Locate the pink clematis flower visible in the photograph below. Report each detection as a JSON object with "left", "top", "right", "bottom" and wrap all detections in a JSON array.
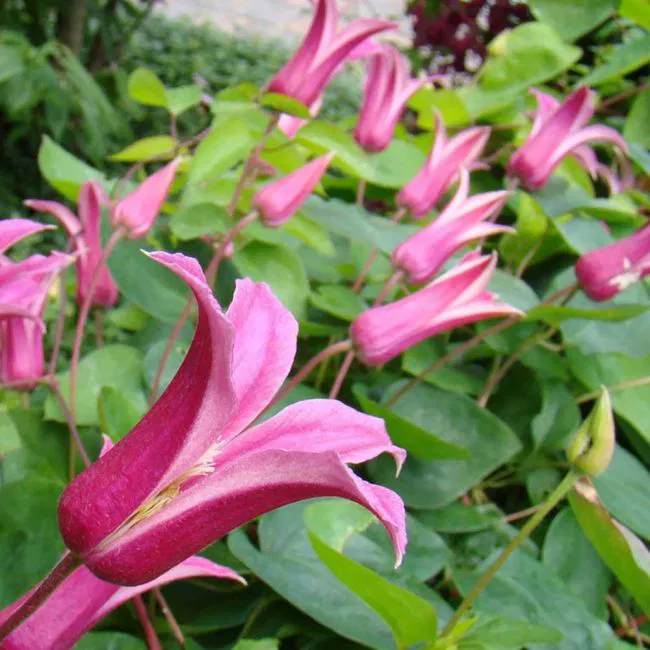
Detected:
[
  {"left": 507, "top": 87, "right": 629, "bottom": 191},
  {"left": 111, "top": 159, "right": 180, "bottom": 239},
  {"left": 575, "top": 222, "right": 650, "bottom": 301},
  {"left": 350, "top": 252, "right": 523, "bottom": 365},
  {"left": 25, "top": 181, "right": 119, "bottom": 308},
  {"left": 396, "top": 113, "right": 491, "bottom": 219},
  {"left": 253, "top": 153, "right": 335, "bottom": 227},
  {"left": 354, "top": 46, "right": 429, "bottom": 152},
  {"left": 267, "top": 0, "right": 395, "bottom": 108},
  {"left": 392, "top": 168, "right": 512, "bottom": 284},
  {"left": 58, "top": 252, "right": 406, "bottom": 585},
  {"left": 0, "top": 220, "right": 72, "bottom": 389},
  {"left": 0, "top": 556, "right": 242, "bottom": 650}
]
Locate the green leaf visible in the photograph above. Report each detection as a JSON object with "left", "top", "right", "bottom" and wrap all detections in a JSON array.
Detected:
[
  {"left": 527, "top": 303, "right": 650, "bottom": 325},
  {"left": 368, "top": 384, "right": 521, "bottom": 509},
  {"left": 624, "top": 88, "right": 650, "bottom": 148},
  {"left": 0, "top": 411, "right": 20, "bottom": 456},
  {"left": 74, "top": 632, "right": 148, "bottom": 650},
  {"left": 499, "top": 192, "right": 548, "bottom": 268},
  {"left": 187, "top": 116, "right": 255, "bottom": 187},
  {"left": 283, "top": 212, "right": 335, "bottom": 256},
  {"left": 45, "top": 345, "right": 146, "bottom": 427},
  {"left": 582, "top": 34, "right": 650, "bottom": 86},
  {"left": 368, "top": 140, "right": 427, "bottom": 189},
  {"left": 97, "top": 386, "right": 146, "bottom": 442},
  {"left": 532, "top": 380, "right": 581, "bottom": 451},
  {"left": 143, "top": 336, "right": 190, "bottom": 396},
  {"left": 165, "top": 84, "right": 202, "bottom": 115},
  {"left": 459, "top": 617, "right": 564, "bottom": 649},
  {"left": 408, "top": 87, "right": 471, "bottom": 129},
  {"left": 108, "top": 240, "right": 190, "bottom": 324},
  {"left": 38, "top": 136, "right": 105, "bottom": 201},
  {"left": 170, "top": 202, "right": 230, "bottom": 240},
  {"left": 109, "top": 136, "right": 178, "bottom": 162},
  {"left": 528, "top": 0, "right": 615, "bottom": 41},
  {"left": 415, "top": 503, "right": 503, "bottom": 534},
  {"left": 309, "top": 533, "right": 438, "bottom": 648},
  {"left": 261, "top": 92, "right": 311, "bottom": 118},
  {"left": 233, "top": 241, "right": 309, "bottom": 317},
  {"left": 353, "top": 385, "right": 470, "bottom": 461},
  {"left": 489, "top": 269, "right": 539, "bottom": 311},
  {"left": 619, "top": 0, "right": 650, "bottom": 28},
  {"left": 127, "top": 67, "right": 167, "bottom": 107},
  {"left": 570, "top": 488, "right": 650, "bottom": 615},
  {"left": 310, "top": 285, "right": 368, "bottom": 321},
  {"left": 542, "top": 508, "right": 611, "bottom": 618},
  {"left": 233, "top": 641, "right": 279, "bottom": 650}
]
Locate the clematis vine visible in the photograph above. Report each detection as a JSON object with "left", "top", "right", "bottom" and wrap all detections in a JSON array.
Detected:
[
  {"left": 25, "top": 181, "right": 119, "bottom": 308},
  {"left": 506, "top": 86, "right": 629, "bottom": 191},
  {"left": 57, "top": 252, "right": 406, "bottom": 585},
  {"left": 354, "top": 46, "right": 429, "bottom": 153},
  {"left": 350, "top": 252, "right": 523, "bottom": 366},
  {"left": 0, "top": 219, "right": 71, "bottom": 388},
  {"left": 0, "top": 555, "right": 242, "bottom": 650},
  {"left": 396, "top": 112, "right": 491, "bottom": 219},
  {"left": 392, "top": 168, "right": 512, "bottom": 284},
  {"left": 575, "top": 222, "right": 650, "bottom": 301},
  {"left": 267, "top": 0, "right": 395, "bottom": 108},
  {"left": 253, "top": 153, "right": 335, "bottom": 226}
]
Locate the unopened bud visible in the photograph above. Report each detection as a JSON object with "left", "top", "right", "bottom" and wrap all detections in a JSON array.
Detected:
[{"left": 567, "top": 388, "right": 615, "bottom": 476}]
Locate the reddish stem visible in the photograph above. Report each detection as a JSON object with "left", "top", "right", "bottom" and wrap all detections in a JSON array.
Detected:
[
  {"left": 133, "top": 596, "right": 163, "bottom": 650},
  {"left": 329, "top": 349, "right": 355, "bottom": 399}
]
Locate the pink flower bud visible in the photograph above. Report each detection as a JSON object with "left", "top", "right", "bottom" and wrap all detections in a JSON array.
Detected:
[
  {"left": 397, "top": 112, "right": 490, "bottom": 219},
  {"left": 350, "top": 253, "right": 523, "bottom": 366},
  {"left": 575, "top": 223, "right": 650, "bottom": 301},
  {"left": 253, "top": 153, "right": 335, "bottom": 227}
]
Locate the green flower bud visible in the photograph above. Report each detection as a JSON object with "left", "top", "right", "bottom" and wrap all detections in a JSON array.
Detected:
[{"left": 567, "top": 388, "right": 615, "bottom": 476}]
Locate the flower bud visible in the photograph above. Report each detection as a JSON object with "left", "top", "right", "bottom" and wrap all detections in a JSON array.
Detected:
[{"left": 567, "top": 388, "right": 615, "bottom": 476}]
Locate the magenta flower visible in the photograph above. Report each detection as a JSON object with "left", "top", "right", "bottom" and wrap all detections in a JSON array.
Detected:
[
  {"left": 393, "top": 169, "right": 512, "bottom": 284},
  {"left": 25, "top": 181, "right": 119, "bottom": 308},
  {"left": 507, "top": 87, "right": 629, "bottom": 191},
  {"left": 354, "top": 46, "right": 429, "bottom": 152},
  {"left": 111, "top": 159, "right": 180, "bottom": 239},
  {"left": 0, "top": 220, "right": 71, "bottom": 388},
  {"left": 0, "top": 556, "right": 242, "bottom": 650},
  {"left": 396, "top": 113, "right": 490, "bottom": 219},
  {"left": 253, "top": 153, "right": 335, "bottom": 227},
  {"left": 266, "top": 0, "right": 395, "bottom": 107},
  {"left": 350, "top": 252, "right": 523, "bottom": 366},
  {"left": 58, "top": 252, "right": 406, "bottom": 585},
  {"left": 575, "top": 223, "right": 650, "bottom": 301}
]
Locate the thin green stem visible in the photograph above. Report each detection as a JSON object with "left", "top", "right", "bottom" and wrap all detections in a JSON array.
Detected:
[
  {"left": 441, "top": 470, "right": 580, "bottom": 637},
  {"left": 577, "top": 375, "right": 650, "bottom": 404}
]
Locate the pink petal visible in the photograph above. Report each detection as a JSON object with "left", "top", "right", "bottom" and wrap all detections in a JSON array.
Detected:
[
  {"left": 58, "top": 252, "right": 236, "bottom": 557},
  {"left": 84, "top": 448, "right": 407, "bottom": 583},
  {"left": 221, "top": 279, "right": 298, "bottom": 439},
  {"left": 221, "top": 398, "right": 405, "bottom": 470},
  {"left": 0, "top": 219, "right": 55, "bottom": 255},
  {"left": 0, "top": 556, "right": 242, "bottom": 650}
]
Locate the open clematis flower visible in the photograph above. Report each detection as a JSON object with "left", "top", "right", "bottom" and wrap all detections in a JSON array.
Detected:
[
  {"left": 0, "top": 555, "right": 242, "bottom": 650},
  {"left": 506, "top": 86, "right": 629, "bottom": 191},
  {"left": 393, "top": 168, "right": 512, "bottom": 284},
  {"left": 58, "top": 252, "right": 406, "bottom": 585},
  {"left": 0, "top": 220, "right": 72, "bottom": 388},
  {"left": 25, "top": 181, "right": 119, "bottom": 308},
  {"left": 253, "top": 153, "right": 335, "bottom": 227},
  {"left": 354, "top": 46, "right": 429, "bottom": 153},
  {"left": 267, "top": 0, "right": 395, "bottom": 107},
  {"left": 396, "top": 112, "right": 491, "bottom": 219},
  {"left": 111, "top": 159, "right": 180, "bottom": 239},
  {"left": 350, "top": 252, "right": 523, "bottom": 365},
  {"left": 575, "top": 222, "right": 650, "bottom": 301}
]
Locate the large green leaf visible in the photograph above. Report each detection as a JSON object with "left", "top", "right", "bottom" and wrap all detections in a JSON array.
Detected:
[
  {"left": 570, "top": 488, "right": 650, "bottom": 615},
  {"left": 528, "top": 0, "right": 615, "bottom": 41},
  {"left": 624, "top": 89, "right": 650, "bottom": 148},
  {"left": 368, "top": 384, "right": 521, "bottom": 509},
  {"left": 459, "top": 617, "right": 564, "bottom": 649},
  {"left": 74, "top": 633, "right": 148, "bottom": 650},
  {"left": 531, "top": 380, "right": 580, "bottom": 451},
  {"left": 45, "top": 345, "right": 146, "bottom": 427},
  {"left": 127, "top": 67, "right": 167, "bottom": 107},
  {"left": 109, "top": 136, "right": 177, "bottom": 162},
  {"left": 170, "top": 202, "right": 230, "bottom": 240},
  {"left": 408, "top": 88, "right": 471, "bottom": 129},
  {"left": 582, "top": 34, "right": 650, "bottom": 86},
  {"left": 97, "top": 386, "right": 146, "bottom": 442},
  {"left": 165, "top": 84, "right": 202, "bottom": 116},
  {"left": 310, "top": 285, "right": 368, "bottom": 322}
]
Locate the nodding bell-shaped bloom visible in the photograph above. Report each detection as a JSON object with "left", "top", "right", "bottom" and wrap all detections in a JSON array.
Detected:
[
  {"left": 392, "top": 168, "right": 512, "bottom": 284},
  {"left": 0, "top": 556, "right": 242, "bottom": 650},
  {"left": 396, "top": 113, "right": 491, "bottom": 219},
  {"left": 354, "top": 46, "right": 429, "bottom": 153},
  {"left": 111, "top": 159, "right": 180, "bottom": 239},
  {"left": 253, "top": 153, "right": 335, "bottom": 227},
  {"left": 0, "top": 220, "right": 72, "bottom": 389},
  {"left": 266, "top": 0, "right": 395, "bottom": 107},
  {"left": 350, "top": 252, "right": 523, "bottom": 366},
  {"left": 25, "top": 181, "right": 119, "bottom": 308},
  {"left": 507, "top": 87, "right": 629, "bottom": 191},
  {"left": 575, "top": 222, "right": 650, "bottom": 301},
  {"left": 58, "top": 251, "right": 406, "bottom": 585}
]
